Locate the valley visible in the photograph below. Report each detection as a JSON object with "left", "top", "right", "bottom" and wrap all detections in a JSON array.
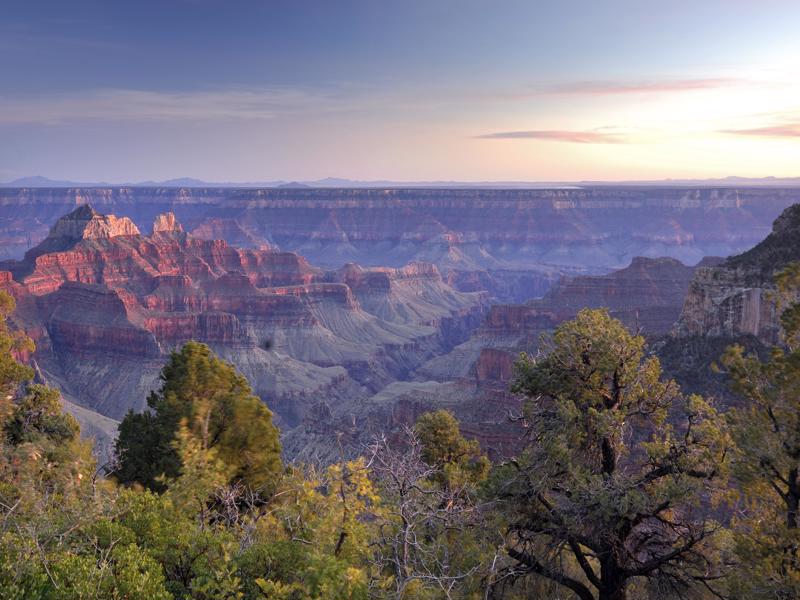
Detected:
[
  {"left": 2, "top": 186, "right": 798, "bottom": 301},
  {"left": 1, "top": 186, "right": 798, "bottom": 460}
]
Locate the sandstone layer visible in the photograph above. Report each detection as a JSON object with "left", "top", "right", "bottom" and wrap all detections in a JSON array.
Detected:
[
  {"left": 674, "top": 203, "right": 800, "bottom": 345},
  {"left": 0, "top": 206, "right": 487, "bottom": 451},
  {"left": 1, "top": 186, "right": 797, "bottom": 302}
]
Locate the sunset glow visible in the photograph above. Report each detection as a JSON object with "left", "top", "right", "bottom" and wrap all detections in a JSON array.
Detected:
[{"left": 2, "top": 0, "right": 799, "bottom": 182}]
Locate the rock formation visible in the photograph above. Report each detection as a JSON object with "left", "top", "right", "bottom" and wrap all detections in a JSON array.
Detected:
[
  {"left": 674, "top": 203, "right": 800, "bottom": 345},
  {"left": 417, "top": 256, "right": 702, "bottom": 384},
  {"left": 0, "top": 206, "right": 487, "bottom": 451},
  {"left": 152, "top": 211, "right": 183, "bottom": 233},
  {"left": 21, "top": 204, "right": 140, "bottom": 266},
  {"left": 534, "top": 256, "right": 710, "bottom": 336},
  {"left": 290, "top": 255, "right": 706, "bottom": 461},
  {"left": 5, "top": 190, "right": 800, "bottom": 459},
  {"left": 1, "top": 186, "right": 798, "bottom": 302}
]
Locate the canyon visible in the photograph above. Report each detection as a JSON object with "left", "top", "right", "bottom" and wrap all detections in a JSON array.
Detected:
[
  {"left": 0, "top": 205, "right": 488, "bottom": 456},
  {"left": 2, "top": 186, "right": 798, "bottom": 303},
  {"left": 2, "top": 186, "right": 800, "bottom": 459}
]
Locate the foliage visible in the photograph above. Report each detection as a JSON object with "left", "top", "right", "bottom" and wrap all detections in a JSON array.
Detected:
[
  {"left": 115, "top": 341, "right": 282, "bottom": 494},
  {"left": 413, "top": 409, "right": 490, "bottom": 492},
  {"left": 247, "top": 459, "right": 376, "bottom": 600},
  {"left": 496, "top": 308, "right": 731, "bottom": 600},
  {"left": 367, "top": 420, "right": 491, "bottom": 600},
  {"left": 720, "top": 262, "right": 800, "bottom": 598},
  {"left": 0, "top": 313, "right": 378, "bottom": 600}
]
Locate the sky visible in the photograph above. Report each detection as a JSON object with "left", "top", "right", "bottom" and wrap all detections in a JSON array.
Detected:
[{"left": 2, "top": 0, "right": 800, "bottom": 183}]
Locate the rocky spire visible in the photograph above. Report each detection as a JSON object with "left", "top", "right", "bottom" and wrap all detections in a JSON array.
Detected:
[
  {"left": 22, "top": 204, "right": 141, "bottom": 262},
  {"left": 152, "top": 212, "right": 183, "bottom": 234},
  {"left": 48, "top": 204, "right": 140, "bottom": 241}
]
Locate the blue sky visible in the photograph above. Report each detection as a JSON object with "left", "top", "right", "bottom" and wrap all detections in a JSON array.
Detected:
[{"left": 2, "top": 0, "right": 799, "bottom": 182}]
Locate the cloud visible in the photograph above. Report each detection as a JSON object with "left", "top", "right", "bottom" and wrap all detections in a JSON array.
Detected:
[
  {"left": 0, "top": 87, "right": 350, "bottom": 125},
  {"left": 545, "top": 78, "right": 740, "bottom": 96},
  {"left": 721, "top": 123, "right": 800, "bottom": 138},
  {"left": 476, "top": 130, "right": 627, "bottom": 144}
]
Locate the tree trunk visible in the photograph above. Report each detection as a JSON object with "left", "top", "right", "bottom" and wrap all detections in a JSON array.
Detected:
[
  {"left": 601, "top": 438, "right": 617, "bottom": 476},
  {"left": 783, "top": 469, "right": 800, "bottom": 579},
  {"left": 598, "top": 557, "right": 627, "bottom": 600},
  {"left": 786, "top": 468, "right": 799, "bottom": 530}
]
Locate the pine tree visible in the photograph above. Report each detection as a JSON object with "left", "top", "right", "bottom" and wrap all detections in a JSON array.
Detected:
[{"left": 115, "top": 341, "right": 283, "bottom": 495}]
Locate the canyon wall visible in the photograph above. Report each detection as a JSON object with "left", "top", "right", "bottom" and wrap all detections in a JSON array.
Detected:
[
  {"left": 5, "top": 189, "right": 800, "bottom": 459},
  {"left": 416, "top": 256, "right": 700, "bottom": 383},
  {"left": 290, "top": 255, "right": 704, "bottom": 460},
  {"left": 0, "top": 206, "right": 487, "bottom": 452},
  {"left": 674, "top": 203, "right": 800, "bottom": 345},
  {"left": 1, "top": 186, "right": 798, "bottom": 302}
]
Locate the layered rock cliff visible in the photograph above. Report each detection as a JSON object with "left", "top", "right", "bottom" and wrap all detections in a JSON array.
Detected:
[
  {"left": 2, "top": 186, "right": 798, "bottom": 302},
  {"left": 0, "top": 206, "right": 488, "bottom": 447},
  {"left": 6, "top": 190, "right": 800, "bottom": 458},
  {"left": 534, "top": 256, "right": 709, "bottom": 336},
  {"left": 416, "top": 256, "right": 701, "bottom": 383},
  {"left": 674, "top": 203, "right": 800, "bottom": 345},
  {"left": 284, "top": 255, "right": 704, "bottom": 460}
]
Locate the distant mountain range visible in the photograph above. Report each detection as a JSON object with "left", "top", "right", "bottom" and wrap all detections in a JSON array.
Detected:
[{"left": 2, "top": 175, "right": 800, "bottom": 189}]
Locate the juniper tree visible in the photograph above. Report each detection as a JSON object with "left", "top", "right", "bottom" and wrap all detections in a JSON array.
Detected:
[{"left": 493, "top": 309, "right": 730, "bottom": 600}]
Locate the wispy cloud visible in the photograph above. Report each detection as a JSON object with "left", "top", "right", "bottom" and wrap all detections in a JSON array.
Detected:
[
  {"left": 0, "top": 23, "right": 125, "bottom": 52},
  {"left": 546, "top": 77, "right": 741, "bottom": 96},
  {"left": 721, "top": 123, "right": 800, "bottom": 138},
  {"left": 0, "top": 87, "right": 351, "bottom": 125},
  {"left": 476, "top": 129, "right": 627, "bottom": 144}
]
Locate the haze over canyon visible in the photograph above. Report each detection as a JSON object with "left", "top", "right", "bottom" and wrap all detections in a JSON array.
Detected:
[{"left": 0, "top": 184, "right": 797, "bottom": 458}]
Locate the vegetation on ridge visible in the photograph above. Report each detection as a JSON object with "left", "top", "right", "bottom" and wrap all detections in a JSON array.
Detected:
[{"left": 4, "top": 279, "right": 800, "bottom": 598}]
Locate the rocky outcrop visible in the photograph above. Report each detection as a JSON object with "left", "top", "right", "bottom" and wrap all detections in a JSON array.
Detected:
[
  {"left": 46, "top": 204, "right": 140, "bottom": 241},
  {"left": 532, "top": 256, "right": 705, "bottom": 336},
  {"left": 417, "top": 256, "right": 702, "bottom": 384},
  {"left": 0, "top": 205, "right": 488, "bottom": 445},
  {"left": 472, "top": 348, "right": 515, "bottom": 385},
  {"left": 674, "top": 268, "right": 781, "bottom": 343},
  {"left": 673, "top": 204, "right": 800, "bottom": 345},
  {"left": 152, "top": 211, "right": 183, "bottom": 234},
  {"left": 23, "top": 204, "right": 139, "bottom": 263}
]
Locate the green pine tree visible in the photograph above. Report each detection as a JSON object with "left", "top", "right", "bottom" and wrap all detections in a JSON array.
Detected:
[{"left": 115, "top": 341, "right": 283, "bottom": 495}]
